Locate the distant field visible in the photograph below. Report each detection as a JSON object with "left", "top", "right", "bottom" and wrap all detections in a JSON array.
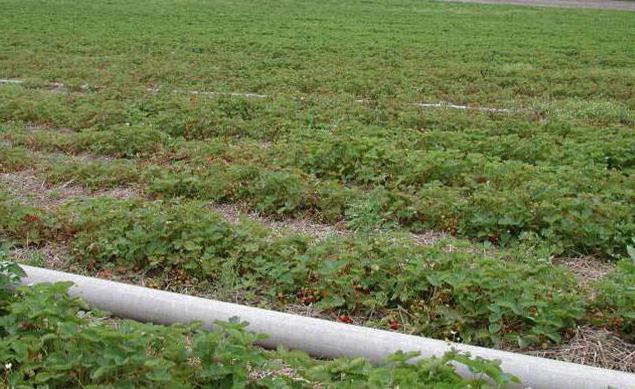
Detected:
[
  {"left": 1, "top": 0, "right": 634, "bottom": 383},
  {"left": 443, "top": 0, "right": 635, "bottom": 11}
]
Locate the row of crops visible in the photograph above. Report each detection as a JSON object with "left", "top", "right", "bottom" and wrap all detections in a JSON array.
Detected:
[
  {"left": 1, "top": 0, "right": 634, "bottom": 386},
  {"left": 0, "top": 260, "right": 518, "bottom": 388},
  {"left": 1, "top": 78, "right": 634, "bottom": 386},
  {"left": 1, "top": 97, "right": 633, "bottom": 258},
  {"left": 1, "top": 163, "right": 633, "bottom": 347},
  {"left": 0, "top": 74, "right": 633, "bottom": 377}
]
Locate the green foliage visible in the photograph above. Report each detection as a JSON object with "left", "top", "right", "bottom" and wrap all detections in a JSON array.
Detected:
[
  {"left": 6, "top": 126, "right": 168, "bottom": 159},
  {"left": 592, "top": 240, "right": 635, "bottom": 341},
  {"left": 145, "top": 148, "right": 634, "bottom": 257},
  {"left": 43, "top": 158, "right": 142, "bottom": 189},
  {"left": 72, "top": 126, "right": 169, "bottom": 158},
  {"left": 1, "top": 0, "right": 633, "bottom": 258},
  {"left": 0, "top": 191, "right": 58, "bottom": 246},
  {"left": 11, "top": 125, "right": 631, "bottom": 257},
  {"left": 286, "top": 349, "right": 518, "bottom": 388},
  {"left": 251, "top": 170, "right": 309, "bottom": 215},
  {"left": 63, "top": 198, "right": 584, "bottom": 347},
  {"left": 0, "top": 0, "right": 633, "bottom": 373},
  {"left": 280, "top": 131, "right": 634, "bottom": 256},
  {"left": 65, "top": 199, "right": 243, "bottom": 277},
  {"left": 0, "top": 145, "right": 32, "bottom": 173},
  {"left": 0, "top": 254, "right": 25, "bottom": 314},
  {"left": 303, "top": 236, "right": 584, "bottom": 347},
  {"left": 0, "top": 280, "right": 274, "bottom": 387},
  {"left": 148, "top": 164, "right": 318, "bottom": 217},
  {"left": 0, "top": 260, "right": 517, "bottom": 388}
]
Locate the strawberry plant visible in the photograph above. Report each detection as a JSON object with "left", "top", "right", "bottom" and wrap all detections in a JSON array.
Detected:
[
  {"left": 8, "top": 121, "right": 634, "bottom": 258},
  {"left": 61, "top": 198, "right": 585, "bottom": 347},
  {"left": 43, "top": 158, "right": 142, "bottom": 189},
  {"left": 0, "top": 257, "right": 518, "bottom": 388},
  {"left": 72, "top": 126, "right": 169, "bottom": 158},
  {"left": 1, "top": 0, "right": 634, "bottom": 376},
  {"left": 592, "top": 239, "right": 635, "bottom": 341},
  {"left": 0, "top": 145, "right": 32, "bottom": 173},
  {"left": 0, "top": 191, "right": 59, "bottom": 247}
]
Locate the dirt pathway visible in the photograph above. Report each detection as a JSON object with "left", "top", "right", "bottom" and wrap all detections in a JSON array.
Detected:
[{"left": 442, "top": 0, "right": 635, "bottom": 11}]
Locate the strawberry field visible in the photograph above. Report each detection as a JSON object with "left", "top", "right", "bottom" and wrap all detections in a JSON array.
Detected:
[{"left": 1, "top": 0, "right": 634, "bottom": 386}]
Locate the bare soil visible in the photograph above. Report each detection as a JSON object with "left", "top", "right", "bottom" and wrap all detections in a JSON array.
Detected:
[
  {"left": 0, "top": 169, "right": 138, "bottom": 210},
  {"left": 527, "top": 326, "right": 635, "bottom": 372}
]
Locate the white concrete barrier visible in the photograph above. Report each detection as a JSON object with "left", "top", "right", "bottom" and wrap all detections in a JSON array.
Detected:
[{"left": 20, "top": 265, "right": 635, "bottom": 389}]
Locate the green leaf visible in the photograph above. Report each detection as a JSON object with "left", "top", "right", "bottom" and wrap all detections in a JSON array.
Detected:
[{"left": 488, "top": 323, "right": 501, "bottom": 334}]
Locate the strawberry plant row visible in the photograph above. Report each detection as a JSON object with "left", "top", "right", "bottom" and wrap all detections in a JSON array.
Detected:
[
  {"left": 7, "top": 126, "right": 632, "bottom": 259},
  {"left": 0, "top": 192, "right": 590, "bottom": 347},
  {"left": 0, "top": 257, "right": 518, "bottom": 388},
  {"left": 2, "top": 190, "right": 632, "bottom": 346}
]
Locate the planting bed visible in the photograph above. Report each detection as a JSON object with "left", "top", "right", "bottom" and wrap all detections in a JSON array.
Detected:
[{"left": 0, "top": 0, "right": 634, "bottom": 386}]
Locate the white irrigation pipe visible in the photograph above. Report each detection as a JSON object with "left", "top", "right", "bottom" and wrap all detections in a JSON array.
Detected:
[
  {"left": 146, "top": 86, "right": 268, "bottom": 99},
  {"left": 412, "top": 102, "right": 518, "bottom": 113},
  {"left": 355, "top": 99, "right": 518, "bottom": 113},
  {"left": 3, "top": 78, "right": 519, "bottom": 112},
  {"left": 0, "top": 79, "right": 66, "bottom": 91},
  {"left": 176, "top": 89, "right": 268, "bottom": 99},
  {"left": 19, "top": 265, "right": 635, "bottom": 389}
]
